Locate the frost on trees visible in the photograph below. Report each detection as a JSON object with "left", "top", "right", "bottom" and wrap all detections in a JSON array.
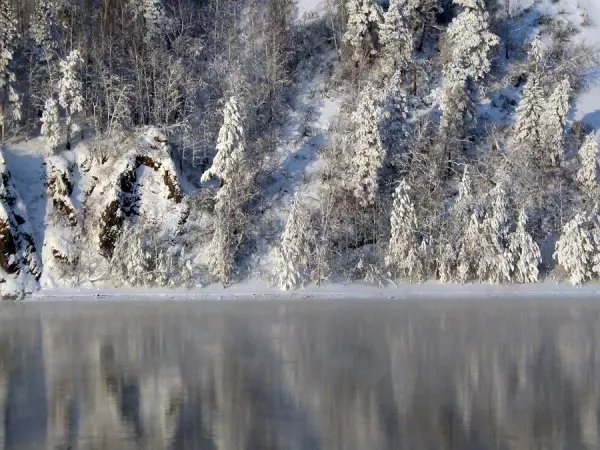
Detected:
[
  {"left": 31, "top": 0, "right": 59, "bottom": 53},
  {"left": 439, "top": 166, "right": 473, "bottom": 281},
  {"left": 385, "top": 179, "right": 423, "bottom": 281},
  {"left": 437, "top": 0, "right": 497, "bottom": 141},
  {"left": 508, "top": 208, "right": 541, "bottom": 283},
  {"left": 379, "top": 0, "right": 415, "bottom": 71},
  {"left": 443, "top": 0, "right": 499, "bottom": 85},
  {"left": 513, "top": 71, "right": 544, "bottom": 152},
  {"left": 272, "top": 195, "right": 311, "bottom": 290},
  {"left": 343, "top": 0, "right": 384, "bottom": 61},
  {"left": 456, "top": 184, "right": 514, "bottom": 283},
  {"left": 540, "top": 78, "right": 571, "bottom": 166},
  {"left": 203, "top": 97, "right": 248, "bottom": 285},
  {"left": 201, "top": 97, "right": 245, "bottom": 188},
  {"left": 576, "top": 133, "right": 599, "bottom": 199},
  {"left": 478, "top": 184, "right": 514, "bottom": 283},
  {"left": 554, "top": 210, "right": 600, "bottom": 285},
  {"left": 132, "top": 0, "right": 170, "bottom": 43},
  {"left": 0, "top": 1, "right": 21, "bottom": 142},
  {"left": 41, "top": 97, "right": 61, "bottom": 154},
  {"left": 379, "top": 72, "right": 409, "bottom": 154},
  {"left": 58, "top": 50, "right": 84, "bottom": 150},
  {"left": 350, "top": 84, "right": 385, "bottom": 207}
]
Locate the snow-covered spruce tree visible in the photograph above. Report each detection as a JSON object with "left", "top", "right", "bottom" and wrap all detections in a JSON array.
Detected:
[
  {"left": 385, "top": 179, "right": 423, "bottom": 280},
  {"left": 58, "top": 50, "right": 84, "bottom": 150},
  {"left": 379, "top": 72, "right": 409, "bottom": 154},
  {"left": 0, "top": 1, "right": 20, "bottom": 142},
  {"left": 513, "top": 70, "right": 544, "bottom": 152},
  {"left": 41, "top": 97, "right": 61, "bottom": 154},
  {"left": 343, "top": 0, "right": 384, "bottom": 62},
  {"left": 201, "top": 97, "right": 245, "bottom": 187},
  {"left": 350, "top": 84, "right": 385, "bottom": 207},
  {"left": 379, "top": 0, "right": 414, "bottom": 71},
  {"left": 439, "top": 165, "right": 473, "bottom": 281},
  {"left": 437, "top": 0, "right": 497, "bottom": 144},
  {"left": 478, "top": 184, "right": 514, "bottom": 283},
  {"left": 509, "top": 208, "right": 541, "bottom": 283},
  {"left": 540, "top": 78, "right": 571, "bottom": 166},
  {"left": 443, "top": 0, "right": 499, "bottom": 85},
  {"left": 141, "top": 0, "right": 169, "bottom": 43},
  {"left": 554, "top": 210, "right": 600, "bottom": 285},
  {"left": 576, "top": 133, "right": 599, "bottom": 199},
  {"left": 31, "top": 0, "right": 59, "bottom": 52},
  {"left": 272, "top": 195, "right": 311, "bottom": 290}
]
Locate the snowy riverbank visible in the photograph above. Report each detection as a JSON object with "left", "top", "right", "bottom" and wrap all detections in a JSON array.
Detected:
[{"left": 25, "top": 280, "right": 600, "bottom": 302}]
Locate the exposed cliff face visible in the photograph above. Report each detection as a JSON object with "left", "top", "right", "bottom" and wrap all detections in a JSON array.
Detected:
[
  {"left": 38, "top": 127, "right": 188, "bottom": 289},
  {"left": 0, "top": 148, "right": 42, "bottom": 296}
]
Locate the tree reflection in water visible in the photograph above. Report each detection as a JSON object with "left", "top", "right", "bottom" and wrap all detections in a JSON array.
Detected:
[{"left": 0, "top": 300, "right": 599, "bottom": 449}]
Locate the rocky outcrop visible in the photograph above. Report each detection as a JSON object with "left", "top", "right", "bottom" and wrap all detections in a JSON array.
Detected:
[
  {"left": 0, "top": 148, "right": 42, "bottom": 295},
  {"left": 89, "top": 128, "right": 188, "bottom": 259}
]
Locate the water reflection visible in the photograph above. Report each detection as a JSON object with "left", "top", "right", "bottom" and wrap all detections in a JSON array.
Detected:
[{"left": 0, "top": 300, "right": 599, "bottom": 449}]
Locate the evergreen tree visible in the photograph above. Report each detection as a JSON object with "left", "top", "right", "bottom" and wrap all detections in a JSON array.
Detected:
[
  {"left": 31, "top": 0, "right": 59, "bottom": 53},
  {"left": 343, "top": 0, "right": 384, "bottom": 61},
  {"left": 509, "top": 208, "right": 541, "bottom": 283},
  {"left": 379, "top": 72, "right": 409, "bottom": 154},
  {"left": 350, "top": 84, "right": 384, "bottom": 206},
  {"left": 201, "top": 97, "right": 245, "bottom": 188},
  {"left": 513, "top": 71, "right": 544, "bottom": 151},
  {"left": 58, "top": 50, "right": 84, "bottom": 149},
  {"left": 443, "top": 0, "right": 499, "bottom": 84},
  {"left": 385, "top": 179, "right": 423, "bottom": 280},
  {"left": 0, "top": 1, "right": 20, "bottom": 141},
  {"left": 576, "top": 133, "right": 599, "bottom": 199},
  {"left": 379, "top": 0, "right": 414, "bottom": 71},
  {"left": 554, "top": 211, "right": 600, "bottom": 285},
  {"left": 439, "top": 166, "right": 472, "bottom": 281},
  {"left": 478, "top": 184, "right": 513, "bottom": 283},
  {"left": 540, "top": 78, "right": 571, "bottom": 166},
  {"left": 41, "top": 97, "right": 61, "bottom": 154},
  {"left": 272, "top": 195, "right": 310, "bottom": 290}
]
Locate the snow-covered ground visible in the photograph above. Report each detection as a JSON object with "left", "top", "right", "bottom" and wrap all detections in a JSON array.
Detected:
[{"left": 28, "top": 280, "right": 600, "bottom": 302}]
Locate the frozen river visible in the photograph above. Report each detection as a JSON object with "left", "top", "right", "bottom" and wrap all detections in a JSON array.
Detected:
[{"left": 0, "top": 298, "right": 599, "bottom": 449}]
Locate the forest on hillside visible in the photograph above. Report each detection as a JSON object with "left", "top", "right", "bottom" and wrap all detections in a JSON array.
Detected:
[{"left": 0, "top": 0, "right": 599, "bottom": 294}]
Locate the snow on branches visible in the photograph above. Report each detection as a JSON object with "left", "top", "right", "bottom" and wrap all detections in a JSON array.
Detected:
[
  {"left": 201, "top": 97, "right": 245, "bottom": 189},
  {"left": 343, "top": 0, "right": 383, "bottom": 61},
  {"left": 272, "top": 195, "right": 311, "bottom": 290}
]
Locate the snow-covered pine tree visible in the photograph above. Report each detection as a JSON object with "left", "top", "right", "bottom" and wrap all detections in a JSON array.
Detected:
[
  {"left": 385, "top": 179, "right": 423, "bottom": 280},
  {"left": 478, "top": 184, "right": 514, "bottom": 283},
  {"left": 31, "top": 0, "right": 59, "bottom": 52},
  {"left": 509, "top": 208, "right": 541, "bottom": 283},
  {"left": 343, "top": 0, "right": 384, "bottom": 61},
  {"left": 513, "top": 70, "right": 544, "bottom": 151},
  {"left": 201, "top": 96, "right": 245, "bottom": 187},
  {"left": 554, "top": 211, "right": 600, "bottom": 285},
  {"left": 528, "top": 35, "right": 544, "bottom": 75},
  {"left": 443, "top": 0, "right": 499, "bottom": 84},
  {"left": 58, "top": 49, "right": 84, "bottom": 150},
  {"left": 457, "top": 210, "right": 483, "bottom": 282},
  {"left": 576, "top": 133, "right": 599, "bottom": 199},
  {"left": 350, "top": 84, "right": 385, "bottom": 206},
  {"left": 437, "top": 0, "right": 497, "bottom": 144},
  {"left": 0, "top": 1, "right": 21, "bottom": 142},
  {"left": 439, "top": 165, "right": 473, "bottom": 281},
  {"left": 142, "top": 0, "right": 169, "bottom": 43},
  {"left": 379, "top": 0, "right": 414, "bottom": 71},
  {"left": 41, "top": 97, "right": 61, "bottom": 154},
  {"left": 540, "top": 78, "right": 571, "bottom": 166},
  {"left": 379, "top": 72, "right": 409, "bottom": 154},
  {"left": 272, "top": 195, "right": 310, "bottom": 290}
]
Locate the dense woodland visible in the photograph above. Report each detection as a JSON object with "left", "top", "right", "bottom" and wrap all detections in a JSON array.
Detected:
[{"left": 0, "top": 0, "right": 599, "bottom": 293}]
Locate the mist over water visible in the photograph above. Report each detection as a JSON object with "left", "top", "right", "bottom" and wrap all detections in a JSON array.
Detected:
[{"left": 0, "top": 299, "right": 599, "bottom": 449}]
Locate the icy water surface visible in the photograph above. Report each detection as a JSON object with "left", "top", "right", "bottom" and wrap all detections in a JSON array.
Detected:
[{"left": 0, "top": 299, "right": 600, "bottom": 449}]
